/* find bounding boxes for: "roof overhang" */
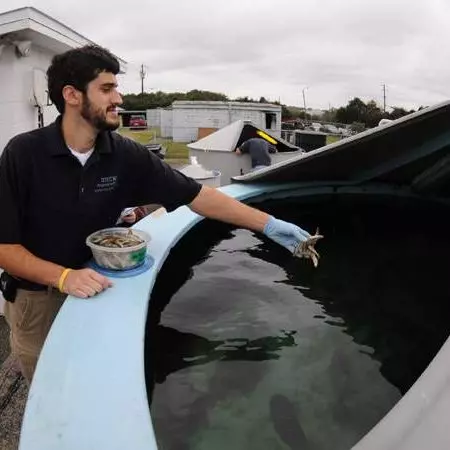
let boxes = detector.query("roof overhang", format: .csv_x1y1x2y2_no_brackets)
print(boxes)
0,7,127,73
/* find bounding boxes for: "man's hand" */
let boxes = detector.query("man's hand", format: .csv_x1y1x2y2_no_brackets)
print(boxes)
62,268,113,298
263,216,312,253
121,210,137,224
263,216,324,266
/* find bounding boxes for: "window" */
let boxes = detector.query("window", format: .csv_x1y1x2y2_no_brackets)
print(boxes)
265,113,276,129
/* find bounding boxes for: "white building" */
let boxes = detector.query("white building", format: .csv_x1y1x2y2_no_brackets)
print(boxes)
0,7,126,313
146,107,173,138
0,7,126,155
147,101,282,143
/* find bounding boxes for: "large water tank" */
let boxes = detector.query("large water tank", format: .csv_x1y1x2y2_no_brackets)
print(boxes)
180,157,221,188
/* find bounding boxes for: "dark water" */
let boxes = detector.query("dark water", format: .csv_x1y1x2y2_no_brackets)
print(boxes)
145,195,450,450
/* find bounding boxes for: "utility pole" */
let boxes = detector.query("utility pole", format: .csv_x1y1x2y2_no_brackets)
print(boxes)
139,64,146,94
382,83,387,113
302,87,307,118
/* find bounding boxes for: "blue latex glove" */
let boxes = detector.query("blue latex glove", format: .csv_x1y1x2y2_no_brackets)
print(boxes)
263,216,311,254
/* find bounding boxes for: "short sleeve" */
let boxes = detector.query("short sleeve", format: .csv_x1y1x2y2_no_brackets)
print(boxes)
127,146,202,212
0,141,24,244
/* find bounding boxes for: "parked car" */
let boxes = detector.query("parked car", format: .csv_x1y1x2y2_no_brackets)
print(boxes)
129,115,147,129
144,143,166,160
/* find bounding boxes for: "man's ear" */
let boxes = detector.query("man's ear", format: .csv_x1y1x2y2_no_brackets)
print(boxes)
62,85,83,107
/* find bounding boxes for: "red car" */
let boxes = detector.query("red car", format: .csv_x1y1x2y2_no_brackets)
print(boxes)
129,115,147,129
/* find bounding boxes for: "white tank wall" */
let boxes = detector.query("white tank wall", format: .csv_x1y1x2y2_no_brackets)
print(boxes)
189,148,299,186
189,148,251,185
0,43,59,155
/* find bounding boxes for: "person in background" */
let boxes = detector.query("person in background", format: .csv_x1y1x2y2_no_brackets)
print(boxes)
0,45,319,383
235,137,277,171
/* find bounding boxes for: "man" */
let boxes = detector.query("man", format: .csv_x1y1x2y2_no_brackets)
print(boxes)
236,137,277,171
0,45,316,383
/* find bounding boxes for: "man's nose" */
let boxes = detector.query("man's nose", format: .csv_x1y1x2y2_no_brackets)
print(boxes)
113,91,123,105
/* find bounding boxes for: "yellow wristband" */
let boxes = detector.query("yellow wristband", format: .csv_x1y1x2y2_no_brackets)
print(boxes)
58,268,72,293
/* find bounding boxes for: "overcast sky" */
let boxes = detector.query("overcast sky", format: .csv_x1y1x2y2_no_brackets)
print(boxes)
3,0,450,110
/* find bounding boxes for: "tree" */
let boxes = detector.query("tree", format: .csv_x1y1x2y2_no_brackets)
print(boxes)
281,105,294,120
388,107,413,120
234,96,254,103
185,89,228,101
322,108,337,123
122,90,229,110
335,97,384,127
365,100,383,128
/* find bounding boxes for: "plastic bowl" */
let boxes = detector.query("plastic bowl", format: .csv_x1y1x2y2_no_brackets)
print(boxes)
86,227,151,271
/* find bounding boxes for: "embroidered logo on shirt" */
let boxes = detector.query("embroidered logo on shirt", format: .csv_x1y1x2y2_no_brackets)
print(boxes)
95,176,118,193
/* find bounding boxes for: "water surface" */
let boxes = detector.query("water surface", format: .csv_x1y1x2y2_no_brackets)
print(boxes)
145,195,450,450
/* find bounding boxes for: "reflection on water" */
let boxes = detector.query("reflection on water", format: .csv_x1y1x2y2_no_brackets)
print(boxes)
145,195,450,450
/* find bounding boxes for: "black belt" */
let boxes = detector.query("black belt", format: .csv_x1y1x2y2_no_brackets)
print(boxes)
16,279,48,291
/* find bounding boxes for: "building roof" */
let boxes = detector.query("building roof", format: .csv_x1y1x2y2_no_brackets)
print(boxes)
0,7,126,72
172,100,281,111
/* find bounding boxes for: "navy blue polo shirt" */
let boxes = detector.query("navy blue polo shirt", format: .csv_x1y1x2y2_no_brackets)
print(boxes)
240,138,276,168
0,117,202,269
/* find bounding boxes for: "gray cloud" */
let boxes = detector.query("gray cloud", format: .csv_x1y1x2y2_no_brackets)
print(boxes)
3,0,450,109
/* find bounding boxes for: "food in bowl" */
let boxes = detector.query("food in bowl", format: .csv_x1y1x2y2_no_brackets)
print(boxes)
86,227,151,270
90,229,144,248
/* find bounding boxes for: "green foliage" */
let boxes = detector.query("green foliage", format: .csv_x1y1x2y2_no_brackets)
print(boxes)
185,89,228,101
122,89,229,110
322,108,337,123
336,97,366,124
118,128,155,144
389,107,415,120
326,134,341,145
121,91,185,110
283,106,312,120
281,104,294,120
117,128,189,162
122,90,280,111
335,97,414,128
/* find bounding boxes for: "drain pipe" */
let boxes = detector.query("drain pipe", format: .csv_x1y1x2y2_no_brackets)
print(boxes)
36,105,44,128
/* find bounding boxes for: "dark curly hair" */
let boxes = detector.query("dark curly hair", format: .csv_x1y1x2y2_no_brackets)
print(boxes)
47,45,120,113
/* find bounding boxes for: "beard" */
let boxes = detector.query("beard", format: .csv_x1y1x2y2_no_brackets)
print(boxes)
80,94,120,132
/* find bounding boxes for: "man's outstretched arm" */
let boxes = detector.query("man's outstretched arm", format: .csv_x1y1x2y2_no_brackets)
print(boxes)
188,185,313,254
